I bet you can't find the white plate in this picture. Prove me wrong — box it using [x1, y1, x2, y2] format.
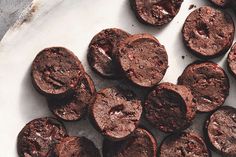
[0, 0, 235, 156]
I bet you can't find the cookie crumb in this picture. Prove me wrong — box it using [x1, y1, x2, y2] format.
[189, 4, 196, 10]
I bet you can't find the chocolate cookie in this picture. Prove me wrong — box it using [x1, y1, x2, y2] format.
[90, 87, 142, 140]
[130, 0, 184, 26]
[227, 43, 236, 78]
[117, 34, 168, 88]
[17, 117, 67, 157]
[51, 136, 101, 157]
[178, 61, 230, 112]
[160, 132, 210, 157]
[32, 47, 84, 98]
[88, 28, 130, 78]
[210, 0, 230, 7]
[206, 106, 236, 157]
[182, 6, 235, 59]
[103, 128, 157, 157]
[48, 73, 96, 121]
[144, 82, 196, 133]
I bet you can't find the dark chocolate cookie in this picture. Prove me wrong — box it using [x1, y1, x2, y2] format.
[178, 61, 230, 112]
[206, 106, 236, 157]
[88, 28, 130, 78]
[182, 6, 235, 59]
[103, 128, 157, 157]
[160, 132, 210, 157]
[117, 34, 168, 88]
[227, 43, 236, 78]
[51, 136, 101, 157]
[32, 47, 84, 98]
[48, 73, 96, 121]
[130, 0, 184, 26]
[17, 117, 67, 157]
[144, 82, 196, 133]
[210, 0, 230, 7]
[90, 87, 142, 140]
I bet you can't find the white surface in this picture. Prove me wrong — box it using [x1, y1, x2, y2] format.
[0, 0, 235, 156]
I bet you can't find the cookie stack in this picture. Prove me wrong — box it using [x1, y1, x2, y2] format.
[16, 0, 236, 157]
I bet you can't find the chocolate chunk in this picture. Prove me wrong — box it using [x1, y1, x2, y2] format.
[90, 87, 142, 140]
[160, 132, 210, 157]
[182, 6, 235, 59]
[144, 82, 196, 133]
[103, 128, 157, 157]
[48, 73, 96, 121]
[227, 43, 236, 78]
[178, 61, 229, 112]
[210, 0, 230, 7]
[88, 28, 130, 78]
[51, 136, 101, 157]
[17, 117, 67, 157]
[116, 33, 168, 88]
[206, 106, 236, 157]
[32, 47, 84, 98]
[130, 0, 184, 26]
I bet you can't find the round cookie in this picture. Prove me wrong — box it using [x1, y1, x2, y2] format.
[88, 28, 130, 78]
[160, 132, 210, 157]
[51, 136, 101, 157]
[130, 0, 184, 26]
[90, 87, 142, 140]
[178, 61, 230, 112]
[103, 128, 157, 157]
[32, 47, 84, 98]
[182, 6, 235, 59]
[210, 0, 230, 7]
[17, 117, 67, 157]
[117, 33, 168, 88]
[144, 82, 196, 133]
[206, 106, 236, 157]
[227, 42, 236, 78]
[48, 73, 96, 121]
